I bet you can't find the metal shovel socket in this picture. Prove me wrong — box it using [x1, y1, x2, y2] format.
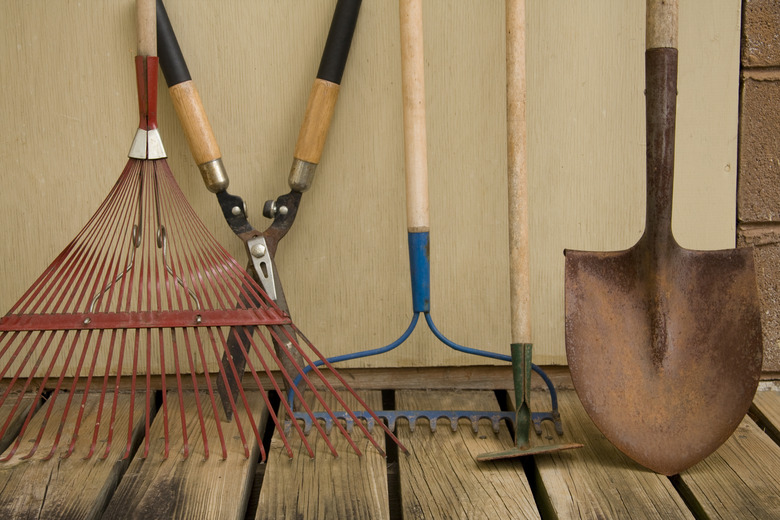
[564, 48, 763, 475]
[476, 343, 583, 462]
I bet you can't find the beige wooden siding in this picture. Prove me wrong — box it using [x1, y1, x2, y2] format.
[0, 0, 741, 369]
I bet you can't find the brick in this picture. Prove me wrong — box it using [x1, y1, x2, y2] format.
[742, 0, 780, 67]
[738, 78, 780, 222]
[734, 241, 780, 371]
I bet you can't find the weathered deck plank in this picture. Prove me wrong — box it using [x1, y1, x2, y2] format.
[676, 412, 780, 518]
[530, 389, 694, 519]
[396, 389, 539, 520]
[256, 391, 389, 520]
[751, 388, 780, 443]
[0, 392, 144, 520]
[102, 390, 266, 520]
[0, 395, 36, 454]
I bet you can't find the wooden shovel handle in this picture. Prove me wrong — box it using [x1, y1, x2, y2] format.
[506, 0, 531, 344]
[399, 0, 430, 233]
[646, 0, 678, 50]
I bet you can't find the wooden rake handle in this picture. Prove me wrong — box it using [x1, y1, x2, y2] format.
[137, 0, 156, 57]
[399, 0, 430, 234]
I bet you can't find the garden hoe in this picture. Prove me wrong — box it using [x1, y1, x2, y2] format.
[477, 0, 582, 462]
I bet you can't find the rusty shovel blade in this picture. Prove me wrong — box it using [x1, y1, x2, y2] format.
[564, 48, 763, 476]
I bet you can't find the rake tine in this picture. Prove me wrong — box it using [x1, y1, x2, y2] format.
[168, 329, 190, 459]
[0, 333, 40, 435]
[268, 327, 369, 458]
[44, 330, 94, 460]
[257, 327, 343, 458]
[192, 329, 227, 459]
[256, 355, 316, 458]
[64, 330, 103, 458]
[181, 329, 212, 460]
[209, 327, 250, 459]
[214, 327, 267, 461]
[157, 329, 171, 459]
[109, 330, 135, 460]
[124, 331, 141, 460]
[288, 327, 408, 455]
[259, 328, 341, 457]
[19, 331, 75, 461]
[243, 327, 315, 460]
[80, 330, 116, 459]
[229, 327, 302, 461]
[0, 333, 50, 459]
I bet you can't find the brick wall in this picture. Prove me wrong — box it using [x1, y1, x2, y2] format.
[737, 0, 780, 373]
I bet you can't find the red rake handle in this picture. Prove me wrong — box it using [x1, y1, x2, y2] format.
[136, 0, 156, 128]
[131, 0, 164, 158]
[135, 56, 159, 131]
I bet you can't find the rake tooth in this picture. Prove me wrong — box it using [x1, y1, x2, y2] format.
[532, 413, 544, 435]
[449, 415, 459, 433]
[300, 415, 314, 435]
[292, 328, 405, 456]
[472, 418, 480, 434]
[323, 415, 335, 434]
[492, 416, 502, 434]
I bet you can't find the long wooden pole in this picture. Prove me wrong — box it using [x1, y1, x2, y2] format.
[506, 0, 531, 345]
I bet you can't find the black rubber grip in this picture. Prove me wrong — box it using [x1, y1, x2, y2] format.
[316, 0, 362, 85]
[157, 0, 191, 87]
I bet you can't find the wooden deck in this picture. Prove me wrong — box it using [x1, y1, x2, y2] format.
[0, 375, 779, 519]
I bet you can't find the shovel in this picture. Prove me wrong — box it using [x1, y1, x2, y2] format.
[564, 0, 763, 475]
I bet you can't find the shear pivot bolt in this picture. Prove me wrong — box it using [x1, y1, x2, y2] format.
[250, 243, 267, 258]
[263, 200, 277, 218]
[231, 206, 242, 216]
